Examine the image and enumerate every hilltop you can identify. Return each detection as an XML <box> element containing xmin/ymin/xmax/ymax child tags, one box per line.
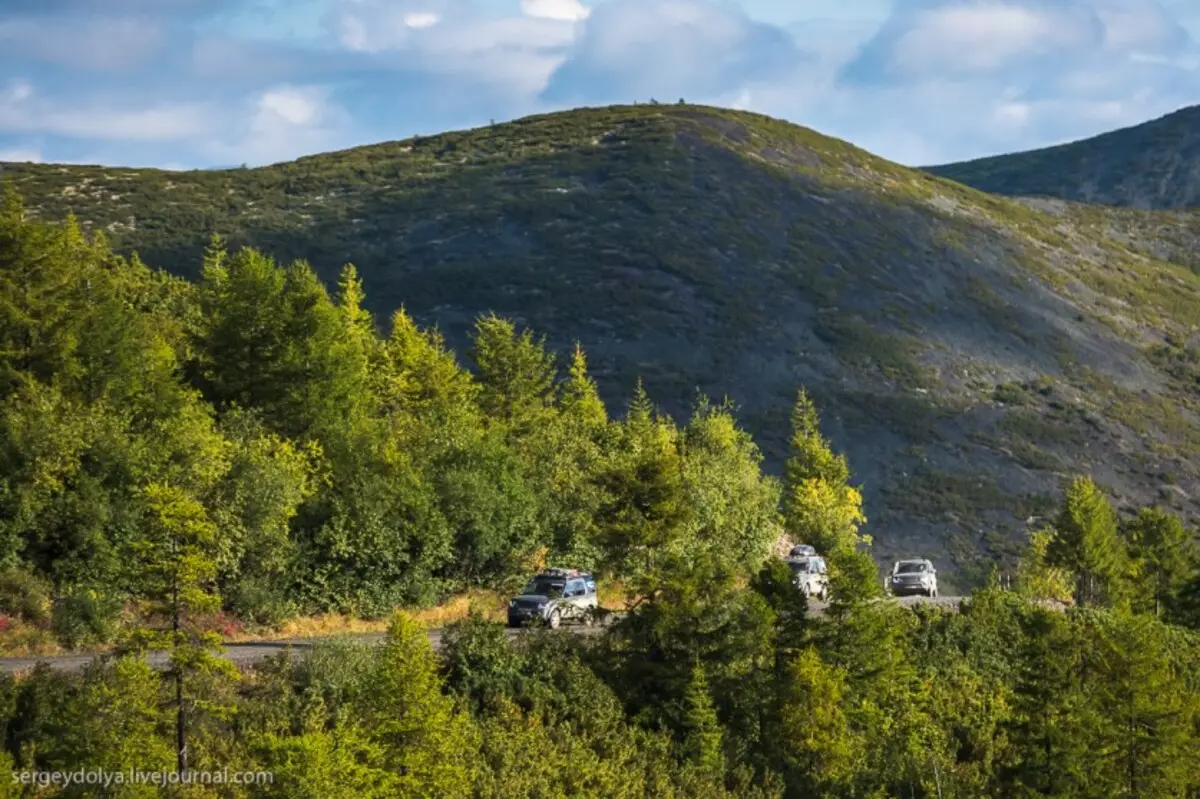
<box><xmin>5</xmin><ymin>103</ymin><xmax>1200</xmax><ymax>587</ymax></box>
<box><xmin>925</xmin><ymin>104</ymin><xmax>1200</xmax><ymax>209</ymax></box>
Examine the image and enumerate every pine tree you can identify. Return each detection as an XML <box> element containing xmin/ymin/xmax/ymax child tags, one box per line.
<box><xmin>782</xmin><ymin>389</ymin><xmax>866</xmax><ymax>558</ymax></box>
<box><xmin>1047</xmin><ymin>477</ymin><xmax>1127</xmax><ymax>607</ymax></box>
<box><xmin>1121</xmin><ymin>506</ymin><xmax>1195</xmax><ymax>617</ymax></box>
<box><xmin>470</xmin><ymin>313</ymin><xmax>556</xmax><ymax>437</ymax></box>
<box><xmin>1016</xmin><ymin>527</ymin><xmax>1074</xmax><ymax>602</ymax></box>
<box><xmin>625</xmin><ymin>378</ymin><xmax>655</xmax><ymax>441</ymax></box>
<box><xmin>356</xmin><ymin>612</ymin><xmax>479</xmax><ymax>794</ymax></box>
<box><xmin>123</xmin><ymin>482</ymin><xmax>232</xmax><ymax>773</ymax></box>
<box><xmin>1086</xmin><ymin>612</ymin><xmax>1198</xmax><ymax>797</ymax></box>
<box><xmin>776</xmin><ymin>647</ymin><xmax>859</xmax><ymax>792</ymax></box>
<box><xmin>680</xmin><ymin>662</ymin><xmax>724</xmax><ymax>778</ymax></box>
<box><xmin>559</xmin><ymin>342</ymin><xmax>607</xmax><ymax>432</ymax></box>
<box><xmin>781</xmin><ymin>389</ymin><xmax>876</xmax><ymax>602</ymax></box>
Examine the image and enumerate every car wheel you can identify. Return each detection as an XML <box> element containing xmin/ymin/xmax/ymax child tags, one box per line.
<box><xmin>547</xmin><ymin>610</ymin><xmax>561</xmax><ymax>630</ymax></box>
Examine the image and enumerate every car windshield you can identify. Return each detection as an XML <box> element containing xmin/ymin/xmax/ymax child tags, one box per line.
<box><xmin>523</xmin><ymin>578</ymin><xmax>564</xmax><ymax>597</ymax></box>
<box><xmin>789</xmin><ymin>560</ymin><xmax>812</xmax><ymax>574</ymax></box>
<box><xmin>896</xmin><ymin>562</ymin><xmax>927</xmax><ymax>574</ymax></box>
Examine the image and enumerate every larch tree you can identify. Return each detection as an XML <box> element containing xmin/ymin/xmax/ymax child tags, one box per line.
<box><xmin>124</xmin><ymin>482</ymin><xmax>232</xmax><ymax>774</ymax></box>
<box><xmin>782</xmin><ymin>389</ymin><xmax>876</xmax><ymax>601</ymax></box>
<box><xmin>1120</xmin><ymin>506</ymin><xmax>1196</xmax><ymax>617</ymax></box>
<box><xmin>1047</xmin><ymin>476</ymin><xmax>1127</xmax><ymax>608</ymax></box>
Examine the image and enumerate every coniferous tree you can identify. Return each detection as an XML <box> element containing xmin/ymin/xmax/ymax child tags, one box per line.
<box><xmin>1085</xmin><ymin>612</ymin><xmax>1199</xmax><ymax>797</ymax></box>
<box><xmin>596</xmin><ymin>384</ymin><xmax>689</xmax><ymax>581</ymax></box>
<box><xmin>1047</xmin><ymin>476</ymin><xmax>1127</xmax><ymax>608</ymax></box>
<box><xmin>1121</xmin><ymin>506</ymin><xmax>1195</xmax><ymax>617</ymax></box>
<box><xmin>124</xmin><ymin>482</ymin><xmax>232</xmax><ymax>773</ymax></box>
<box><xmin>1016</xmin><ymin>527</ymin><xmax>1075</xmax><ymax>602</ymax></box>
<box><xmin>680</xmin><ymin>662</ymin><xmax>725</xmax><ymax>778</ymax></box>
<box><xmin>355</xmin><ymin>613</ymin><xmax>478</xmax><ymax>795</ymax></box>
<box><xmin>470</xmin><ymin>313</ymin><xmax>556</xmax><ymax>438</ymax></box>
<box><xmin>782</xmin><ymin>389</ymin><xmax>877</xmax><ymax>601</ymax></box>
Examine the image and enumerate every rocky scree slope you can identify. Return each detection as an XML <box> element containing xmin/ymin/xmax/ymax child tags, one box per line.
<box><xmin>5</xmin><ymin>104</ymin><xmax>1200</xmax><ymax>588</ymax></box>
<box><xmin>925</xmin><ymin>104</ymin><xmax>1200</xmax><ymax>210</ymax></box>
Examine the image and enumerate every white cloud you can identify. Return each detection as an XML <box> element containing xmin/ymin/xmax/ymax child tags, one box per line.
<box><xmin>404</xmin><ymin>12</ymin><xmax>440</xmax><ymax>28</ymax></box>
<box><xmin>327</xmin><ymin>0</ymin><xmax>471</xmax><ymax>52</ymax></box>
<box><xmin>541</xmin><ymin>0</ymin><xmax>804</xmax><ymax>104</ymax></box>
<box><xmin>883</xmin><ymin>4</ymin><xmax>1100</xmax><ymax>76</ymax></box>
<box><xmin>2</xmin><ymin>0</ymin><xmax>1199</xmax><ymax>170</ymax></box>
<box><xmin>521</xmin><ymin>0</ymin><xmax>589</xmax><ymax>22</ymax></box>
<box><xmin>1094</xmin><ymin>0</ymin><xmax>1190</xmax><ymax>53</ymax></box>
<box><xmin>0</xmin><ymin>88</ymin><xmax>212</xmax><ymax>143</ymax></box>
<box><xmin>258</xmin><ymin>86</ymin><xmax>322</xmax><ymax>126</ymax></box>
<box><xmin>5</xmin><ymin>82</ymin><xmax>34</xmax><ymax>104</ymax></box>
<box><xmin>203</xmin><ymin>84</ymin><xmax>351</xmax><ymax>166</ymax></box>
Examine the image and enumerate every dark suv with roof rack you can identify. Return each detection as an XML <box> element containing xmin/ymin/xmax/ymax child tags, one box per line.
<box><xmin>507</xmin><ymin>568</ymin><xmax>598</xmax><ymax>629</ymax></box>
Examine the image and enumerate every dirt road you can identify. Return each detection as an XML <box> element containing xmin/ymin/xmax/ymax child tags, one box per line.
<box><xmin>0</xmin><ymin>595</ymin><xmax>970</xmax><ymax>675</ymax></box>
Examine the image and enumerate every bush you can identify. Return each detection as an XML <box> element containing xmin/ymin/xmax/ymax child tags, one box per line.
<box><xmin>228</xmin><ymin>578</ymin><xmax>297</xmax><ymax>628</ymax></box>
<box><xmin>0</xmin><ymin>568</ymin><xmax>53</xmax><ymax>627</ymax></box>
<box><xmin>50</xmin><ymin>587</ymin><xmax>123</xmax><ymax>649</ymax></box>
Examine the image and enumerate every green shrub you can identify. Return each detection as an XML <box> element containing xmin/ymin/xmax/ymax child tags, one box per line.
<box><xmin>0</xmin><ymin>568</ymin><xmax>53</xmax><ymax>627</ymax></box>
<box><xmin>50</xmin><ymin>587</ymin><xmax>123</xmax><ymax>649</ymax></box>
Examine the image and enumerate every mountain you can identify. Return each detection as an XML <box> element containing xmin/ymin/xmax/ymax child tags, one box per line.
<box><xmin>4</xmin><ymin>103</ymin><xmax>1200</xmax><ymax>587</ymax></box>
<box><xmin>925</xmin><ymin>104</ymin><xmax>1200</xmax><ymax>209</ymax></box>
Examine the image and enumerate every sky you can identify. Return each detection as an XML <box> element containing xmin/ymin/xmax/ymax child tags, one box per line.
<box><xmin>1</xmin><ymin>0</ymin><xmax>1198</xmax><ymax>169</ymax></box>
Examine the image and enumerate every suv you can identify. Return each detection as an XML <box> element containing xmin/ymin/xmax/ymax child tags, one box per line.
<box><xmin>889</xmin><ymin>559</ymin><xmax>938</xmax><ymax>597</ymax></box>
<box><xmin>787</xmin><ymin>556</ymin><xmax>829</xmax><ymax>600</ymax></box>
<box><xmin>507</xmin><ymin>568</ymin><xmax>598</xmax><ymax>629</ymax></box>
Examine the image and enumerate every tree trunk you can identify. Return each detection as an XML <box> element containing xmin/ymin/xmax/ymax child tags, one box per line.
<box><xmin>173</xmin><ymin>572</ymin><xmax>187</xmax><ymax>774</ymax></box>
<box><xmin>176</xmin><ymin>668</ymin><xmax>187</xmax><ymax>774</ymax></box>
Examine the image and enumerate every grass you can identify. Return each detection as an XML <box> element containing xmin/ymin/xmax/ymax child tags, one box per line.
<box><xmin>0</xmin><ymin>582</ymin><xmax>644</xmax><ymax>657</ymax></box>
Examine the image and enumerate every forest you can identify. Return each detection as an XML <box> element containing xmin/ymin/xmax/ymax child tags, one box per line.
<box><xmin>0</xmin><ymin>187</ymin><xmax>1197</xmax><ymax>797</ymax></box>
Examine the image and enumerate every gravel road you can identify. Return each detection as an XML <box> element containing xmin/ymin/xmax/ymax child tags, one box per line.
<box><xmin>0</xmin><ymin>595</ymin><xmax>971</xmax><ymax>675</ymax></box>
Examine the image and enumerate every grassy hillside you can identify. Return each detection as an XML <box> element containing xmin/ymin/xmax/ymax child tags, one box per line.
<box><xmin>5</xmin><ymin>103</ymin><xmax>1200</xmax><ymax>583</ymax></box>
<box><xmin>925</xmin><ymin>104</ymin><xmax>1200</xmax><ymax>209</ymax></box>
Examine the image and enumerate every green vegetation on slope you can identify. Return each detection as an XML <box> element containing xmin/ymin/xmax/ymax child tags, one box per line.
<box><xmin>1</xmin><ymin>181</ymin><xmax>1199</xmax><ymax>798</ymax></box>
<box><xmin>924</xmin><ymin>104</ymin><xmax>1200</xmax><ymax>209</ymax></box>
<box><xmin>5</xmin><ymin>103</ymin><xmax>1200</xmax><ymax>580</ymax></box>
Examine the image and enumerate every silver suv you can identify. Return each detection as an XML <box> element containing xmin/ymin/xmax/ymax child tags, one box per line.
<box><xmin>889</xmin><ymin>559</ymin><xmax>938</xmax><ymax>597</ymax></box>
<box><xmin>507</xmin><ymin>568</ymin><xmax>598</xmax><ymax>629</ymax></box>
<box><xmin>787</xmin><ymin>556</ymin><xmax>829</xmax><ymax>600</ymax></box>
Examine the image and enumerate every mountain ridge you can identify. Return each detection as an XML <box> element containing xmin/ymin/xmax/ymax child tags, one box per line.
<box><xmin>925</xmin><ymin>104</ymin><xmax>1200</xmax><ymax>209</ymax></box>
<box><xmin>4</xmin><ymin>103</ymin><xmax>1199</xmax><ymax>587</ymax></box>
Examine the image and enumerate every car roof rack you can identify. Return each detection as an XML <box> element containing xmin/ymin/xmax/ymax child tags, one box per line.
<box><xmin>539</xmin><ymin>567</ymin><xmax>584</xmax><ymax>578</ymax></box>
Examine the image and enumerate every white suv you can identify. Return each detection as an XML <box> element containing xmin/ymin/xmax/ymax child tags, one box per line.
<box><xmin>507</xmin><ymin>568</ymin><xmax>598</xmax><ymax>629</ymax></box>
<box><xmin>889</xmin><ymin>559</ymin><xmax>938</xmax><ymax>597</ymax></box>
<box><xmin>787</xmin><ymin>556</ymin><xmax>829</xmax><ymax>600</ymax></box>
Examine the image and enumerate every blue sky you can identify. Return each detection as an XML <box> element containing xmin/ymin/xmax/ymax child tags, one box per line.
<box><xmin>1</xmin><ymin>0</ymin><xmax>1197</xmax><ymax>169</ymax></box>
